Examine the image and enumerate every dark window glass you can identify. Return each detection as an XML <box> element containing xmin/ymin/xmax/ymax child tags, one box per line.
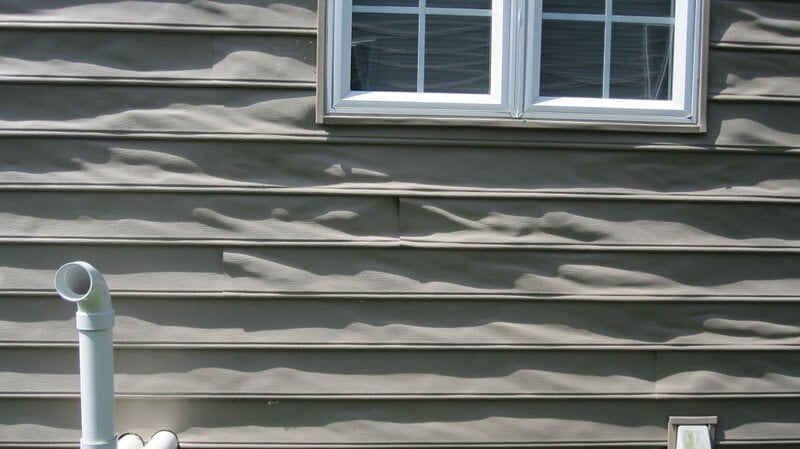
<box><xmin>610</xmin><ymin>23</ymin><xmax>672</xmax><ymax>99</ymax></box>
<box><xmin>540</xmin><ymin>20</ymin><xmax>604</xmax><ymax>97</ymax></box>
<box><xmin>427</xmin><ymin>0</ymin><xmax>490</xmax><ymax>8</ymax></box>
<box><xmin>613</xmin><ymin>0</ymin><xmax>673</xmax><ymax>16</ymax></box>
<box><xmin>424</xmin><ymin>15</ymin><xmax>491</xmax><ymax>93</ymax></box>
<box><xmin>351</xmin><ymin>13</ymin><xmax>419</xmax><ymax>91</ymax></box>
<box><xmin>543</xmin><ymin>0</ymin><xmax>604</xmax><ymax>14</ymax></box>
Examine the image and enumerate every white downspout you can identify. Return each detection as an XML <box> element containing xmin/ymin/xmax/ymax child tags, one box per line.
<box><xmin>55</xmin><ymin>261</ymin><xmax>117</xmax><ymax>449</ymax></box>
<box><xmin>55</xmin><ymin>261</ymin><xmax>179</xmax><ymax>449</ymax></box>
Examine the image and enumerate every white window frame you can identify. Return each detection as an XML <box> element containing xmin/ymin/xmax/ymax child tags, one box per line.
<box><xmin>317</xmin><ymin>0</ymin><xmax>708</xmax><ymax>131</ymax></box>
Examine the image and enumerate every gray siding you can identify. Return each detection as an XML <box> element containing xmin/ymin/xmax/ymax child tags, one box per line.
<box><xmin>0</xmin><ymin>1</ymin><xmax>798</xmax><ymax>449</ymax></box>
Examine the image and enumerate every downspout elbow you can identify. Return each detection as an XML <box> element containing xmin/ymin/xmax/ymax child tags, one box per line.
<box><xmin>55</xmin><ymin>261</ymin><xmax>114</xmax><ymax>331</ymax></box>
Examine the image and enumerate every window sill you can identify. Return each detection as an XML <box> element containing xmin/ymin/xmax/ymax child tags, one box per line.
<box><xmin>318</xmin><ymin>111</ymin><xmax>707</xmax><ymax>134</ymax></box>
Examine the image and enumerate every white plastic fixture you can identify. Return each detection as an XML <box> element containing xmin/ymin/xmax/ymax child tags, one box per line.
<box><xmin>55</xmin><ymin>262</ymin><xmax>180</xmax><ymax>449</ymax></box>
<box><xmin>676</xmin><ymin>426</ymin><xmax>713</xmax><ymax>449</ymax></box>
<box><xmin>668</xmin><ymin>416</ymin><xmax>716</xmax><ymax>449</ymax></box>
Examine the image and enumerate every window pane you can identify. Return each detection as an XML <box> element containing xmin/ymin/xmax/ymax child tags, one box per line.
<box><xmin>353</xmin><ymin>0</ymin><xmax>419</xmax><ymax>6</ymax></box>
<box><xmin>539</xmin><ymin>20</ymin><xmax>604</xmax><ymax>98</ymax></box>
<box><xmin>613</xmin><ymin>0</ymin><xmax>673</xmax><ymax>17</ymax></box>
<box><xmin>427</xmin><ymin>0</ymin><xmax>490</xmax><ymax>9</ymax></box>
<box><xmin>543</xmin><ymin>0</ymin><xmax>604</xmax><ymax>14</ymax></box>
<box><xmin>610</xmin><ymin>23</ymin><xmax>672</xmax><ymax>99</ymax></box>
<box><xmin>351</xmin><ymin>13</ymin><xmax>419</xmax><ymax>92</ymax></box>
<box><xmin>424</xmin><ymin>15</ymin><xmax>491</xmax><ymax>93</ymax></box>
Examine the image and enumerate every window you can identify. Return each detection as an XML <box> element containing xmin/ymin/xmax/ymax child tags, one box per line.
<box><xmin>318</xmin><ymin>0</ymin><xmax>708</xmax><ymax>131</ymax></box>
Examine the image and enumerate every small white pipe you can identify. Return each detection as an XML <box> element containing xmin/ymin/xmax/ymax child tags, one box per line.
<box><xmin>117</xmin><ymin>434</ymin><xmax>145</xmax><ymax>449</ymax></box>
<box><xmin>144</xmin><ymin>431</ymin><xmax>179</xmax><ymax>449</ymax></box>
<box><xmin>55</xmin><ymin>262</ymin><xmax>117</xmax><ymax>449</ymax></box>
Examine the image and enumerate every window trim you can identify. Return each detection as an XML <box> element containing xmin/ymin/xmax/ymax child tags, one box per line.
<box><xmin>317</xmin><ymin>0</ymin><xmax>709</xmax><ymax>132</ymax></box>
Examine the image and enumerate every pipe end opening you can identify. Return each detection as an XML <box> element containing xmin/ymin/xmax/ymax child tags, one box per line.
<box><xmin>55</xmin><ymin>262</ymin><xmax>93</xmax><ymax>302</ymax></box>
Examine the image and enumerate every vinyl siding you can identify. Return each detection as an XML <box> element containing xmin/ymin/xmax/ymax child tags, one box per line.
<box><xmin>0</xmin><ymin>1</ymin><xmax>799</xmax><ymax>448</ymax></box>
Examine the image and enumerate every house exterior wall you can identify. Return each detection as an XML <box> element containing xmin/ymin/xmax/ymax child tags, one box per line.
<box><xmin>0</xmin><ymin>1</ymin><xmax>799</xmax><ymax>448</ymax></box>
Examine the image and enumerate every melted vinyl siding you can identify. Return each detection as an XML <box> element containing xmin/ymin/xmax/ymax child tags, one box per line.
<box><xmin>3</xmin><ymin>398</ymin><xmax>800</xmax><ymax>446</ymax></box>
<box><xmin>0</xmin><ymin>0</ymin><xmax>799</xmax><ymax>448</ymax></box>
<box><xmin>0</xmin><ymin>1</ymin><xmax>318</xmax><ymax>30</ymax></box>
<box><xmin>2</xmin><ymin>138</ymin><xmax>800</xmax><ymax>200</ymax></box>
<box><xmin>3</xmin><ymin>297</ymin><xmax>800</xmax><ymax>348</ymax></box>
<box><xmin>5</xmin><ymin>347</ymin><xmax>800</xmax><ymax>397</ymax></box>
<box><xmin>0</xmin><ymin>31</ymin><xmax>316</xmax><ymax>84</ymax></box>
<box><xmin>0</xmin><ymin>192</ymin><xmax>399</xmax><ymax>245</ymax></box>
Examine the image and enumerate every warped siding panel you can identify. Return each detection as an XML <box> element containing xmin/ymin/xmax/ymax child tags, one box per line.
<box><xmin>0</xmin><ymin>85</ymin><xmax>317</xmax><ymax>135</ymax></box>
<box><xmin>223</xmin><ymin>248</ymin><xmax>800</xmax><ymax>297</ymax></box>
<box><xmin>3</xmin><ymin>139</ymin><xmax>800</xmax><ymax>199</ymax></box>
<box><xmin>0</xmin><ymin>92</ymin><xmax>796</xmax><ymax>149</ymax></box>
<box><xmin>4</xmin><ymin>398</ymin><xmax>800</xmax><ymax>446</ymax></box>
<box><xmin>5</xmin><ymin>348</ymin><xmax>800</xmax><ymax>397</ymax></box>
<box><xmin>0</xmin><ymin>83</ymin><xmax>800</xmax><ymax>150</ymax></box>
<box><xmin>0</xmin><ymin>246</ymin><xmax>223</xmax><ymax>293</ymax></box>
<box><xmin>0</xmin><ymin>31</ymin><xmax>316</xmax><ymax>83</ymax></box>
<box><xmin>3</xmin><ymin>297</ymin><xmax>800</xmax><ymax>348</ymax></box>
<box><xmin>211</xmin><ymin>35</ymin><xmax>316</xmax><ymax>83</ymax></box>
<box><xmin>0</xmin><ymin>192</ymin><xmax>398</xmax><ymax>244</ymax></box>
<box><xmin>706</xmin><ymin>100</ymin><xmax>800</xmax><ymax>147</ymax></box>
<box><xmin>710</xmin><ymin>49</ymin><xmax>800</xmax><ymax>98</ymax></box>
<box><xmin>0</xmin><ymin>1</ymin><xmax>317</xmax><ymax>30</ymax></box>
<box><xmin>9</xmin><ymin>36</ymin><xmax>793</xmax><ymax>100</ymax></box>
<box><xmin>399</xmin><ymin>198</ymin><xmax>800</xmax><ymax>249</ymax></box>
<box><xmin>657</xmin><ymin>352</ymin><xmax>800</xmax><ymax>395</ymax></box>
<box><xmin>0</xmin><ymin>348</ymin><xmax>658</xmax><ymax>396</ymax></box>
<box><xmin>711</xmin><ymin>0</ymin><xmax>800</xmax><ymax>48</ymax></box>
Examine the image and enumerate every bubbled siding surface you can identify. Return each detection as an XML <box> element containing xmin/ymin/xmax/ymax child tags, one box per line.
<box><xmin>0</xmin><ymin>1</ymin><xmax>799</xmax><ymax>448</ymax></box>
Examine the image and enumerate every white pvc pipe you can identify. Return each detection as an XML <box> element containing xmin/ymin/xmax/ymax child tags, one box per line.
<box><xmin>55</xmin><ymin>261</ymin><xmax>117</xmax><ymax>449</ymax></box>
<box><xmin>144</xmin><ymin>431</ymin><xmax>179</xmax><ymax>449</ymax></box>
<box><xmin>117</xmin><ymin>434</ymin><xmax>145</xmax><ymax>449</ymax></box>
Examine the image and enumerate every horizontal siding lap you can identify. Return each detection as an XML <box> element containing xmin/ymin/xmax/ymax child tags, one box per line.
<box><xmin>0</xmin><ymin>192</ymin><xmax>398</xmax><ymax>244</ymax></box>
<box><xmin>0</xmin><ymin>1</ymin><xmax>317</xmax><ymax>30</ymax></box>
<box><xmin>0</xmin><ymin>245</ymin><xmax>223</xmax><ymax>292</ymax></box>
<box><xmin>223</xmin><ymin>248</ymin><xmax>800</xmax><ymax>296</ymax></box>
<box><xmin>711</xmin><ymin>0</ymin><xmax>800</xmax><ymax>48</ymax></box>
<box><xmin>3</xmin><ymin>398</ymin><xmax>799</xmax><ymax>445</ymax></box>
<box><xmin>656</xmin><ymin>352</ymin><xmax>800</xmax><ymax>395</ymax></box>
<box><xmin>4</xmin><ymin>297</ymin><xmax>799</xmax><ymax>348</ymax></box>
<box><xmin>0</xmin><ymin>348</ymin><xmax>657</xmax><ymax>396</ymax></box>
<box><xmin>0</xmin><ymin>84</ymin><xmax>317</xmax><ymax>135</ymax></box>
<box><xmin>11</xmin><ymin>191</ymin><xmax>800</xmax><ymax>250</ymax></box>
<box><xmin>710</xmin><ymin>49</ymin><xmax>800</xmax><ymax>99</ymax></box>
<box><xmin>0</xmin><ymin>86</ymin><xmax>796</xmax><ymax>148</ymax></box>
<box><xmin>399</xmin><ymin>198</ymin><xmax>800</xmax><ymax>249</ymax></box>
<box><xmin>4</xmin><ymin>348</ymin><xmax>800</xmax><ymax>397</ymax></box>
<box><xmin>0</xmin><ymin>32</ymin><xmax>316</xmax><ymax>84</ymax></box>
<box><xmin>3</xmin><ymin>139</ymin><xmax>799</xmax><ymax>199</ymax></box>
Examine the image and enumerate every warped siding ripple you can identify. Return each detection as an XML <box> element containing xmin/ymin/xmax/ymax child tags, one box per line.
<box><xmin>0</xmin><ymin>0</ymin><xmax>799</xmax><ymax>448</ymax></box>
